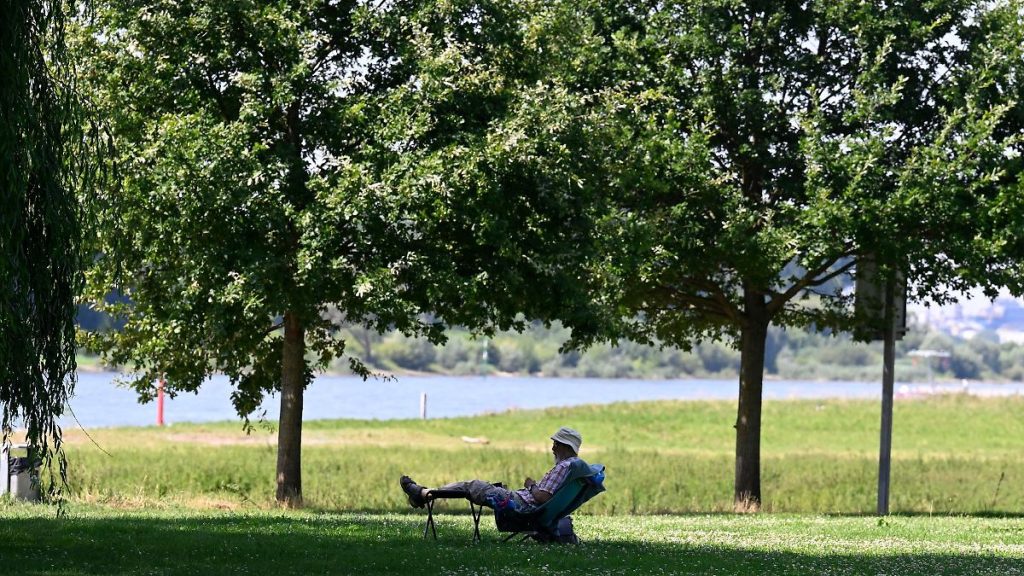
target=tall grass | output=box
[57,395,1024,514]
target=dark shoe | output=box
[400,475,426,508]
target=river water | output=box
[53,372,1022,429]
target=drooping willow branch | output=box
[1,0,102,508]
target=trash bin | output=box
[2,443,40,502]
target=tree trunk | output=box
[276,311,305,507]
[357,327,375,366]
[734,291,769,512]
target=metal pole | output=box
[877,277,896,516]
[157,375,166,426]
[1,442,8,495]
[420,392,427,420]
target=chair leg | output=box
[469,501,483,542]
[423,499,438,540]
[500,531,533,543]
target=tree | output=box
[76,0,601,506]
[1,0,97,499]
[555,0,1024,509]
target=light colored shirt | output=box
[516,456,580,507]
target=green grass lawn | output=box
[3,395,1024,574]
[2,503,1022,575]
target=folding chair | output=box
[495,460,606,543]
[421,486,493,542]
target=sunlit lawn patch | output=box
[54,395,1024,514]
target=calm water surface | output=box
[56,372,1022,429]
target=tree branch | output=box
[263,321,284,336]
[663,278,744,325]
[645,288,736,323]
[767,254,856,315]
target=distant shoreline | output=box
[72,362,1024,386]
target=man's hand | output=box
[524,477,535,489]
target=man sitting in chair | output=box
[400,426,583,513]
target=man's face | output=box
[552,441,572,462]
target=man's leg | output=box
[433,479,509,507]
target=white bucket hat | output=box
[550,426,582,454]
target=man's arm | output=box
[523,477,553,504]
[529,483,553,504]
[531,459,575,504]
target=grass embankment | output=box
[3,396,1024,574]
[54,394,1024,514]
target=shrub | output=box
[949,348,983,379]
[374,335,436,371]
[697,342,740,374]
[815,344,878,367]
[436,337,473,370]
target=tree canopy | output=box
[553,0,1024,509]
[76,0,603,506]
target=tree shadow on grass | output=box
[0,512,1020,576]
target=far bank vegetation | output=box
[333,321,1024,384]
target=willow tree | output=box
[554,0,1024,510]
[76,0,601,506]
[1,0,96,499]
